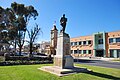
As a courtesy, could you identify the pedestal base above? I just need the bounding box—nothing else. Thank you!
[54,55,74,69]
[54,55,63,68]
[38,32,91,76]
[64,55,74,68]
[38,66,89,77]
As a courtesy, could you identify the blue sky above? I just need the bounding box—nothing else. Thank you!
[0,0,120,43]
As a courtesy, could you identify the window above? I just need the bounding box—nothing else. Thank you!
[88,50,91,54]
[51,32,54,38]
[71,50,73,54]
[74,42,77,45]
[79,41,81,45]
[117,49,120,53]
[110,50,114,57]
[74,50,77,54]
[117,50,120,57]
[109,38,113,43]
[79,50,81,54]
[83,41,86,45]
[98,39,103,44]
[88,40,91,44]
[116,38,120,43]
[71,42,74,46]
[83,50,86,54]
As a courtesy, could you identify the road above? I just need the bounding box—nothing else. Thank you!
[74,59,120,69]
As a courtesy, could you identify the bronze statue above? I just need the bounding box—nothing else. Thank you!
[60,14,67,33]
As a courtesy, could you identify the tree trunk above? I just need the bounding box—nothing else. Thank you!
[14,40,16,53]
[19,46,22,56]
[29,42,33,57]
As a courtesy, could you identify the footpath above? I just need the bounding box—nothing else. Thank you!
[74,57,120,62]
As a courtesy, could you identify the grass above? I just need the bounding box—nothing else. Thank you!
[0,64,120,80]
[112,58,120,62]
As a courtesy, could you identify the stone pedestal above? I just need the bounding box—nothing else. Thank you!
[54,32,73,69]
[39,32,89,76]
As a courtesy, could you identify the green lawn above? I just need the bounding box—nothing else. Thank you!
[112,58,120,62]
[0,64,120,80]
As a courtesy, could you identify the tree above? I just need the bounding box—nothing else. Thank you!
[0,2,38,55]
[0,7,12,52]
[27,24,41,57]
[10,2,38,55]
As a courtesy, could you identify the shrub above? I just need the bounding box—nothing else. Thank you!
[0,56,5,61]
[0,56,53,66]
[0,61,53,66]
[5,56,53,61]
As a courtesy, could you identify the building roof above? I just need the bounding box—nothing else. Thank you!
[71,30,120,39]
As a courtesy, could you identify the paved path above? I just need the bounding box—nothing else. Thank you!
[74,59,120,69]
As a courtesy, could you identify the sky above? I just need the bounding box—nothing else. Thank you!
[0,0,120,43]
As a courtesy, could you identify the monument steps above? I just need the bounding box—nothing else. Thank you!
[38,66,89,77]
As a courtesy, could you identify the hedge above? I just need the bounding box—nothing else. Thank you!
[0,60,53,66]
[5,56,53,61]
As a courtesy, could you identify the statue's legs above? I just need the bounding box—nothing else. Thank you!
[60,23,66,33]
[63,25,66,33]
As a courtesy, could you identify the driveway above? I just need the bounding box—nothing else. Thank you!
[74,59,120,69]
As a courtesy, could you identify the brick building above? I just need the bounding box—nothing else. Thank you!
[70,31,120,58]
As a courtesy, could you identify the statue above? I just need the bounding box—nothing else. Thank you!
[60,14,67,33]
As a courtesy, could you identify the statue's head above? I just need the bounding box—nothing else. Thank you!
[63,14,65,17]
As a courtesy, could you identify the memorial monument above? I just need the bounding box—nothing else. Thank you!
[54,14,73,69]
[38,14,88,76]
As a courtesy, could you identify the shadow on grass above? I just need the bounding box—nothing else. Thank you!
[83,71,120,80]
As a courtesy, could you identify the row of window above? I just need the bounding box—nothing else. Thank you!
[109,37,120,43]
[109,49,120,58]
[71,50,92,54]
[71,40,92,46]
[71,37,120,46]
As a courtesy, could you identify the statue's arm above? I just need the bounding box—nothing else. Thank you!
[66,18,67,22]
[60,18,63,23]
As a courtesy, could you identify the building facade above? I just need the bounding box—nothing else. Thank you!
[70,31,120,58]
[50,23,58,55]
[38,41,50,54]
